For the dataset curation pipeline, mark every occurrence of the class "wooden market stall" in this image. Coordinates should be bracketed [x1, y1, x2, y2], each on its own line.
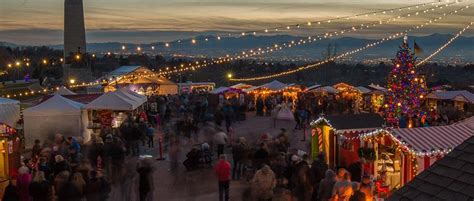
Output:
[209, 87, 246, 106]
[334, 83, 364, 114]
[312, 114, 474, 195]
[309, 113, 385, 168]
[84, 90, 146, 136]
[101, 66, 178, 95]
[426, 90, 474, 113]
[0, 97, 21, 181]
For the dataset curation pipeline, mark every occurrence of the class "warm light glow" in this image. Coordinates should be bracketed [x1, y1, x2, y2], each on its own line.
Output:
[15, 61, 21, 66]
[165, 43, 169, 47]
[137, 47, 141, 51]
[42, 59, 48, 64]
[75, 54, 81, 60]
[397, 102, 402, 106]
[191, 39, 196, 44]
[151, 46, 155, 50]
[7, 63, 12, 68]
[122, 45, 126, 50]
[227, 73, 233, 79]
[69, 79, 76, 84]
[60, 58, 64, 62]
[396, 64, 400, 67]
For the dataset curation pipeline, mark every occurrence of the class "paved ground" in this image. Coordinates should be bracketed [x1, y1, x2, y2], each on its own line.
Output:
[109, 113, 309, 201]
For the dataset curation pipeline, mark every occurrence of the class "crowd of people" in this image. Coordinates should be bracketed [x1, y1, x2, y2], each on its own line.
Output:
[4, 90, 469, 201]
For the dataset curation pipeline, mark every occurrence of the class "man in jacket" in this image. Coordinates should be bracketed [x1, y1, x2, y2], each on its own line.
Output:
[214, 154, 231, 201]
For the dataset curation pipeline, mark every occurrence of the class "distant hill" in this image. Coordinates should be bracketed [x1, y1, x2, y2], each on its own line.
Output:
[2, 34, 473, 61]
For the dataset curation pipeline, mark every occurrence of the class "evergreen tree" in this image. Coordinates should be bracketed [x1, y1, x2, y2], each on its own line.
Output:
[384, 36, 428, 127]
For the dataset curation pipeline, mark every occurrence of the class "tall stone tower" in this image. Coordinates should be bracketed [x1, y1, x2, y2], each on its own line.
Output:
[64, 0, 86, 58]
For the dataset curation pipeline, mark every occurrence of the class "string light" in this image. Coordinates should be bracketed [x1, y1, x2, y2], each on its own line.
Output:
[418, 20, 473, 65]
[311, 117, 455, 157]
[68, 2, 468, 88]
[157, 2, 455, 76]
[229, 4, 472, 81]
[134, 1, 442, 53]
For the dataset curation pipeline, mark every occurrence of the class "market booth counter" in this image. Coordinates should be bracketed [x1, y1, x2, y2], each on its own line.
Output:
[209, 87, 246, 106]
[84, 90, 146, 136]
[309, 113, 385, 168]
[311, 114, 474, 196]
[0, 97, 22, 183]
[23, 95, 90, 147]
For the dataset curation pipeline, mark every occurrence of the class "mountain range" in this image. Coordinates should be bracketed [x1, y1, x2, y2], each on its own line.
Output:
[2, 34, 473, 62]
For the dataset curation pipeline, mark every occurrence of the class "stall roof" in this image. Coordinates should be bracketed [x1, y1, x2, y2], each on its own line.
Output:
[0, 97, 20, 105]
[367, 84, 388, 92]
[54, 87, 77, 95]
[390, 124, 474, 153]
[308, 86, 340, 94]
[230, 83, 253, 89]
[260, 80, 288, 91]
[120, 87, 147, 102]
[210, 87, 229, 94]
[323, 113, 385, 132]
[426, 90, 474, 103]
[85, 91, 141, 111]
[356, 86, 372, 94]
[304, 84, 322, 92]
[24, 95, 84, 116]
[388, 136, 474, 201]
[456, 116, 474, 131]
[40, 94, 102, 104]
[115, 89, 147, 105]
[0, 97, 20, 127]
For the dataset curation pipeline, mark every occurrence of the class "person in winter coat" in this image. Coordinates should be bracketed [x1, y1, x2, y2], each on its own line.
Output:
[3, 181, 19, 201]
[57, 177, 83, 201]
[17, 164, 32, 201]
[71, 172, 86, 198]
[214, 154, 231, 201]
[317, 170, 337, 201]
[213, 129, 228, 157]
[29, 171, 49, 201]
[53, 171, 70, 199]
[310, 153, 328, 201]
[232, 137, 247, 180]
[251, 165, 276, 201]
[332, 172, 353, 201]
[137, 159, 154, 201]
[349, 182, 366, 201]
[85, 171, 111, 201]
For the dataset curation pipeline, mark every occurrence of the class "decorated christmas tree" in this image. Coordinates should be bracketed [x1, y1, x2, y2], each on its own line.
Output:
[384, 36, 428, 127]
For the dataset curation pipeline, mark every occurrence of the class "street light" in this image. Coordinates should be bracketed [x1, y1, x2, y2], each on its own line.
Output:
[227, 73, 233, 79]
[69, 79, 76, 84]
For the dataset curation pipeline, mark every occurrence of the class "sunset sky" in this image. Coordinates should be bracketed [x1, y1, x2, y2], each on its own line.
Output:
[0, 0, 472, 45]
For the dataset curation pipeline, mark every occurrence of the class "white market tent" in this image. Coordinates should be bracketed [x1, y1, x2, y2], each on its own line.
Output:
[114, 89, 147, 106]
[23, 95, 89, 147]
[85, 91, 142, 111]
[54, 87, 77, 95]
[260, 80, 288, 91]
[308, 86, 340, 94]
[210, 87, 230, 94]
[356, 86, 372, 94]
[0, 97, 20, 128]
[120, 87, 147, 103]
[305, 84, 322, 92]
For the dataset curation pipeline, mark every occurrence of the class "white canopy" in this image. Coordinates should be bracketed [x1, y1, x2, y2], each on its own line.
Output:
[260, 80, 288, 91]
[0, 97, 20, 128]
[120, 87, 147, 103]
[24, 95, 83, 116]
[85, 91, 142, 111]
[309, 86, 339, 94]
[23, 95, 89, 147]
[210, 87, 230, 94]
[356, 86, 372, 94]
[305, 84, 322, 92]
[115, 88, 147, 106]
[54, 87, 77, 95]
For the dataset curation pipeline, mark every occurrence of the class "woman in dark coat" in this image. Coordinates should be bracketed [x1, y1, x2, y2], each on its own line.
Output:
[29, 171, 50, 201]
